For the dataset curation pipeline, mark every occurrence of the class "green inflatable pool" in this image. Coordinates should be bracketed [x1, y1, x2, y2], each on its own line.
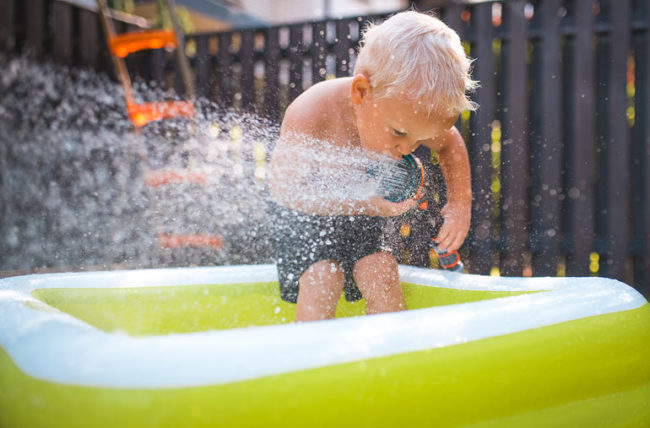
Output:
[1, 264, 649, 427]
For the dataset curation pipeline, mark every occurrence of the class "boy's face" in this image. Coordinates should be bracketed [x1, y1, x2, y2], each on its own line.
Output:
[353, 88, 458, 160]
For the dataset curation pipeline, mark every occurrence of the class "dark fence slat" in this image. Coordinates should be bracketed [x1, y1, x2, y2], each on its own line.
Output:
[264, 27, 280, 121]
[500, 0, 528, 276]
[25, 0, 46, 56]
[240, 30, 255, 110]
[311, 21, 327, 85]
[52, 0, 74, 65]
[78, 8, 101, 69]
[566, 0, 596, 276]
[335, 20, 351, 77]
[288, 24, 303, 102]
[173, 55, 185, 96]
[632, 2, 650, 296]
[217, 32, 234, 108]
[531, 0, 563, 276]
[640, 0, 650, 295]
[150, 48, 165, 88]
[0, 0, 16, 52]
[194, 35, 210, 100]
[602, 0, 631, 281]
[467, 1, 495, 274]
[442, 4, 464, 38]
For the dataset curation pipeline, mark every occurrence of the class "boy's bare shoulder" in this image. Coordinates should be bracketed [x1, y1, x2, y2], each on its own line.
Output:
[282, 78, 350, 138]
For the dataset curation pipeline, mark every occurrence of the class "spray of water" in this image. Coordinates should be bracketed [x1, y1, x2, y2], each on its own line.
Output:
[0, 54, 415, 273]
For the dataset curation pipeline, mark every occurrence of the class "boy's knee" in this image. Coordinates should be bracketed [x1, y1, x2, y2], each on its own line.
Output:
[299, 260, 344, 295]
[354, 252, 397, 276]
[354, 252, 399, 291]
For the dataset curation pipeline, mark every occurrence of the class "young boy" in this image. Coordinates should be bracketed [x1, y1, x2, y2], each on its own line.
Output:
[268, 10, 477, 321]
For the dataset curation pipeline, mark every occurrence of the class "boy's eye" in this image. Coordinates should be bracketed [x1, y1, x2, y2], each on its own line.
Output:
[392, 129, 407, 137]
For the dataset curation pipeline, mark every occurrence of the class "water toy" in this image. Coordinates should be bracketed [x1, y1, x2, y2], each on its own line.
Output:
[372, 154, 464, 272]
[1, 264, 648, 427]
[369, 153, 425, 202]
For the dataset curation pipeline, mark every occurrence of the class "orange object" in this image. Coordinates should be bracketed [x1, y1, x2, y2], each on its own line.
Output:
[144, 170, 207, 187]
[108, 30, 178, 58]
[411, 155, 425, 201]
[439, 255, 461, 270]
[418, 200, 429, 210]
[157, 234, 223, 250]
[127, 101, 194, 127]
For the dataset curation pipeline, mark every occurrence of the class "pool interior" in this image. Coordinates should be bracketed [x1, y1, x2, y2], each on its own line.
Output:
[30, 282, 533, 335]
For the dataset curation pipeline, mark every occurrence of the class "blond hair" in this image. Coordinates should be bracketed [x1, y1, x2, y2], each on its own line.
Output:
[354, 10, 478, 115]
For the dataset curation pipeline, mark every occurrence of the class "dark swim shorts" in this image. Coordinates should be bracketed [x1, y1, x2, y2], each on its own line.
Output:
[267, 201, 389, 303]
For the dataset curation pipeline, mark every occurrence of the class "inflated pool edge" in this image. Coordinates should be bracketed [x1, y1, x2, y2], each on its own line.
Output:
[1, 264, 649, 427]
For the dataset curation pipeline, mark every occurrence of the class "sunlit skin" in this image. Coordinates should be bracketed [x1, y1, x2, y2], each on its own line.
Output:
[269, 74, 472, 321]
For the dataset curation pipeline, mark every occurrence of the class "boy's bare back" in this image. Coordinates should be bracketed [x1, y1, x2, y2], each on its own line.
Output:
[280, 77, 358, 148]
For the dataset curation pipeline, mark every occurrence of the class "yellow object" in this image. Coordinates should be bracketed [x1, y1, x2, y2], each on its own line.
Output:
[1, 265, 649, 427]
[399, 223, 411, 237]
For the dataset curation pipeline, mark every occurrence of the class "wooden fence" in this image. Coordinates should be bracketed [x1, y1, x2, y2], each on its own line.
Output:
[1, 0, 649, 296]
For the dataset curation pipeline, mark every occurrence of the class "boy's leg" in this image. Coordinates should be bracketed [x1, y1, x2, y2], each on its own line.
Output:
[296, 259, 345, 321]
[353, 252, 405, 314]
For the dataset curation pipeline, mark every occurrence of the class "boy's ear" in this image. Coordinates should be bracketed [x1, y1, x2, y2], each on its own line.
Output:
[350, 74, 371, 105]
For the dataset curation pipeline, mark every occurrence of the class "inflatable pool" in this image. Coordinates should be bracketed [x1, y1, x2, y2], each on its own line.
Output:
[1, 264, 649, 427]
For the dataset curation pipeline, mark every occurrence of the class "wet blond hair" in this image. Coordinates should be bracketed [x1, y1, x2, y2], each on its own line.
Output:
[354, 10, 478, 115]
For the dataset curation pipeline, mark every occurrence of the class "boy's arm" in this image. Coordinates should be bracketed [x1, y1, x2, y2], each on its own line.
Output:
[423, 126, 472, 251]
[269, 135, 415, 217]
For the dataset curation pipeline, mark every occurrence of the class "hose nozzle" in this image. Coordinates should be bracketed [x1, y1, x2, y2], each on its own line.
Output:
[368, 154, 425, 202]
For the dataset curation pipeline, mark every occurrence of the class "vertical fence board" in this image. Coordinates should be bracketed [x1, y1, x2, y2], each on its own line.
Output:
[78, 9, 101, 69]
[25, 0, 46, 56]
[217, 32, 233, 108]
[335, 20, 351, 77]
[566, 0, 596, 276]
[442, 4, 464, 37]
[194, 35, 210, 99]
[52, 0, 74, 65]
[631, 1, 650, 296]
[311, 22, 327, 85]
[0, 0, 16, 52]
[531, 0, 562, 275]
[288, 25, 303, 102]
[468, 2, 495, 274]
[641, 0, 650, 295]
[240, 30, 255, 110]
[500, 0, 528, 276]
[173, 56, 185, 96]
[264, 27, 280, 121]
[150, 49, 165, 88]
[601, 0, 631, 281]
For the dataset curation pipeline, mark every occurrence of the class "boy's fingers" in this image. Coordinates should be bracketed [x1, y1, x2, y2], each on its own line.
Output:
[437, 226, 465, 252]
[397, 199, 416, 215]
[449, 232, 464, 252]
[435, 226, 451, 250]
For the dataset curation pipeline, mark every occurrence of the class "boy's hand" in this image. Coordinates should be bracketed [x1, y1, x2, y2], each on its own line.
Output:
[365, 197, 416, 217]
[434, 202, 471, 252]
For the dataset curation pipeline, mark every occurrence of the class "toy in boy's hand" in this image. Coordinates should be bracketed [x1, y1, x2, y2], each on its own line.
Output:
[432, 244, 464, 272]
[368, 154, 425, 202]
[369, 153, 465, 273]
